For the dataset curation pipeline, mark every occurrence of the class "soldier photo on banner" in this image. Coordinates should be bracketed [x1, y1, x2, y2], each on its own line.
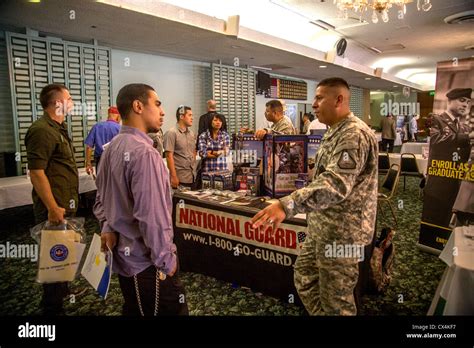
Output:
[419, 57, 474, 253]
[452, 81, 474, 226]
[452, 110, 474, 225]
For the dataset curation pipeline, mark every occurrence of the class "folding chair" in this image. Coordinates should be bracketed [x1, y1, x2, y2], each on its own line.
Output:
[378, 152, 390, 176]
[378, 163, 401, 227]
[400, 153, 424, 191]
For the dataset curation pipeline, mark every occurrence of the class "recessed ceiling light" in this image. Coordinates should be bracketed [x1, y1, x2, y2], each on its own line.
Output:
[231, 45, 241, 49]
[369, 46, 382, 54]
[393, 85, 398, 87]
[250, 66, 272, 71]
[365, 77, 372, 80]
[319, 65, 327, 68]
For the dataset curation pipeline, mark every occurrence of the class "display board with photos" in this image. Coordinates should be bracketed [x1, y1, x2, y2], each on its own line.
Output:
[231, 134, 263, 194]
[263, 134, 308, 197]
[307, 134, 324, 180]
[267, 77, 307, 100]
[277, 78, 307, 100]
[231, 134, 264, 159]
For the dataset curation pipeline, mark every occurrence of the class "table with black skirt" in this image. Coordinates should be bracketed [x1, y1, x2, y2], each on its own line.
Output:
[172, 191, 375, 309]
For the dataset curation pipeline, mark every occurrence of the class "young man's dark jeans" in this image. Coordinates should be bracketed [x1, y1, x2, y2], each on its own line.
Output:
[118, 265, 189, 316]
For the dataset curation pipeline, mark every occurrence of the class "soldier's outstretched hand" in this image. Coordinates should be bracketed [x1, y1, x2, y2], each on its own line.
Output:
[251, 201, 287, 231]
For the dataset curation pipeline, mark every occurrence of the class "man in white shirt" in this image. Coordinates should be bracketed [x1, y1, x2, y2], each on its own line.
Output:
[306, 117, 328, 134]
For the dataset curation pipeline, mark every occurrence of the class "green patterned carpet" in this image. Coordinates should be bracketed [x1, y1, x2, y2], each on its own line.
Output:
[0, 177, 445, 316]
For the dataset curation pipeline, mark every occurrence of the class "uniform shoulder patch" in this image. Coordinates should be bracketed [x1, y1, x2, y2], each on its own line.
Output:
[337, 150, 356, 169]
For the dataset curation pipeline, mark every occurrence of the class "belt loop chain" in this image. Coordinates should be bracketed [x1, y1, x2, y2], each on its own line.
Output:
[133, 267, 160, 316]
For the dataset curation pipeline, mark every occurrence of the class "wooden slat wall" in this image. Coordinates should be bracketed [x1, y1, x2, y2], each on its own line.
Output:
[212, 63, 256, 135]
[6, 32, 112, 174]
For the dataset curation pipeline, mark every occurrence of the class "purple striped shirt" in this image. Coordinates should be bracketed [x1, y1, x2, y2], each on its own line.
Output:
[93, 125, 176, 277]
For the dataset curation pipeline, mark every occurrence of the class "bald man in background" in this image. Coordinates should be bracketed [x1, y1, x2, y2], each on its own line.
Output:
[197, 100, 227, 139]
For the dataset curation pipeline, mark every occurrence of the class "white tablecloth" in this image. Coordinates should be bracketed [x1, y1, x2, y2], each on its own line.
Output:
[401, 142, 429, 155]
[388, 154, 428, 174]
[0, 168, 96, 210]
[428, 226, 474, 315]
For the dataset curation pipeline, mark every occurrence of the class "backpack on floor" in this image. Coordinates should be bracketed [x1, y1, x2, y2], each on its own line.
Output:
[368, 227, 395, 294]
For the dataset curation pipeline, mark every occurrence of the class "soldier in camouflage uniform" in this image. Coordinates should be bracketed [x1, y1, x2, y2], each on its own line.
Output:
[255, 99, 296, 139]
[251, 78, 378, 315]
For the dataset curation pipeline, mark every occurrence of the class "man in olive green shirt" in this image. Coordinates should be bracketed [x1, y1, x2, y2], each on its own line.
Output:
[255, 100, 296, 140]
[25, 83, 78, 315]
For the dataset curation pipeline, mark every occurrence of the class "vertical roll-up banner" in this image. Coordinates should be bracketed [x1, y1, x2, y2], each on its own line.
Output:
[419, 58, 473, 253]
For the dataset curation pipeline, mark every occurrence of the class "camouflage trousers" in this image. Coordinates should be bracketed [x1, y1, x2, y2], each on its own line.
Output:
[294, 232, 360, 315]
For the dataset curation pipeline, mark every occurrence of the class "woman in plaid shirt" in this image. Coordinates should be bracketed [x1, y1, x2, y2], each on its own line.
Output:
[198, 113, 230, 172]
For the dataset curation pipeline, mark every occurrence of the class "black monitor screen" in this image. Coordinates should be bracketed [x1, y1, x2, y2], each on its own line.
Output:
[257, 71, 271, 94]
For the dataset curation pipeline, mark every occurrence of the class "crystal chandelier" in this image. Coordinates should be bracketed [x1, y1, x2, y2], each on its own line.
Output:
[333, 0, 432, 23]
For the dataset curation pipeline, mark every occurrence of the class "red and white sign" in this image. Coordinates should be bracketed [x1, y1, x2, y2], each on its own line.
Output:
[176, 203, 307, 255]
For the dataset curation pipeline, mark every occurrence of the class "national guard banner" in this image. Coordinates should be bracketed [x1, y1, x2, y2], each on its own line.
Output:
[419, 58, 473, 253]
[172, 193, 307, 302]
[172, 192, 376, 304]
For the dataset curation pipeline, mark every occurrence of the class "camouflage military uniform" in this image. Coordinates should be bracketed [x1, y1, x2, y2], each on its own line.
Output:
[280, 113, 378, 315]
[269, 116, 296, 135]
